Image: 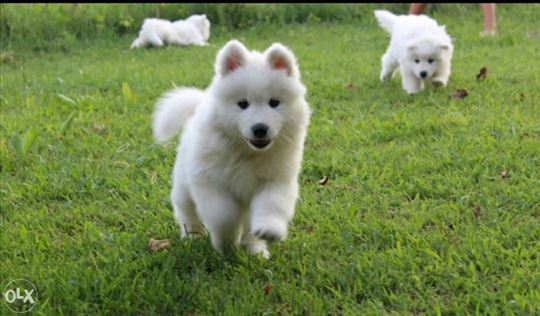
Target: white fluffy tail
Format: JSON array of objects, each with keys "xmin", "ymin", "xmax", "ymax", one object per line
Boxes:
[
  {"xmin": 152, "ymin": 87, "xmax": 205, "ymax": 144},
  {"xmin": 374, "ymin": 10, "xmax": 397, "ymax": 33}
]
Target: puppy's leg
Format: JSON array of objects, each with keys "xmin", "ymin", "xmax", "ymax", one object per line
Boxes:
[
  {"xmin": 380, "ymin": 52, "xmax": 399, "ymax": 81},
  {"xmin": 250, "ymin": 182, "xmax": 297, "ymax": 243},
  {"xmin": 144, "ymin": 30, "xmax": 164, "ymax": 47},
  {"xmin": 130, "ymin": 37, "xmax": 143, "ymax": 49},
  {"xmin": 240, "ymin": 214, "xmax": 269, "ymax": 258},
  {"xmin": 169, "ymin": 36, "xmax": 190, "ymax": 46},
  {"xmin": 432, "ymin": 61, "xmax": 451, "ymax": 87},
  {"xmin": 401, "ymin": 67, "xmax": 423, "ymax": 94},
  {"xmin": 171, "ymin": 183, "xmax": 204, "ymax": 238},
  {"xmin": 191, "ymin": 185, "xmax": 242, "ymax": 255},
  {"xmin": 241, "ymin": 232, "xmax": 270, "ymax": 259}
]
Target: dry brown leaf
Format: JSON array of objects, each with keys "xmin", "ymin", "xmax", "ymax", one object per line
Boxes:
[
  {"xmin": 92, "ymin": 123, "xmax": 106, "ymax": 131},
  {"xmin": 148, "ymin": 238, "xmax": 170, "ymax": 251},
  {"xmin": 0, "ymin": 51, "xmax": 16, "ymax": 64},
  {"xmin": 450, "ymin": 89, "xmax": 469, "ymax": 100},
  {"xmin": 346, "ymin": 83, "xmax": 354, "ymax": 89},
  {"xmin": 318, "ymin": 176, "xmax": 329, "ymax": 186},
  {"xmin": 473, "ymin": 205, "xmax": 481, "ymax": 219},
  {"xmin": 263, "ymin": 284, "xmax": 272, "ymax": 296},
  {"xmin": 525, "ymin": 31, "xmax": 538, "ymax": 40},
  {"xmin": 476, "ymin": 67, "xmax": 488, "ymax": 81}
]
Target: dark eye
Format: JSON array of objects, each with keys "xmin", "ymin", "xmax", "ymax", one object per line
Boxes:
[
  {"xmin": 269, "ymin": 98, "xmax": 280, "ymax": 108},
  {"xmin": 237, "ymin": 99, "xmax": 249, "ymax": 110},
  {"xmin": 414, "ymin": 59, "xmax": 420, "ymax": 64},
  {"xmin": 428, "ymin": 59, "xmax": 434, "ymax": 64}
]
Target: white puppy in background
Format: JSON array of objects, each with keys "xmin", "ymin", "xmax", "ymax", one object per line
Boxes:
[
  {"xmin": 131, "ymin": 14, "xmax": 210, "ymax": 49},
  {"xmin": 152, "ymin": 40, "xmax": 311, "ymax": 258},
  {"xmin": 374, "ymin": 10, "xmax": 454, "ymax": 94}
]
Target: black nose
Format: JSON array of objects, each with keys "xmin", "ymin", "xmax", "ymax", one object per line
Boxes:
[
  {"xmin": 252, "ymin": 123, "xmax": 268, "ymax": 138},
  {"xmin": 420, "ymin": 71, "xmax": 427, "ymax": 78}
]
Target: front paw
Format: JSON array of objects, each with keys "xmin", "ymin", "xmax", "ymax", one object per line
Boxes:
[
  {"xmin": 254, "ymin": 229, "xmax": 283, "ymax": 242},
  {"xmin": 252, "ymin": 218, "xmax": 287, "ymax": 242},
  {"xmin": 405, "ymin": 87, "xmax": 422, "ymax": 94},
  {"xmin": 432, "ymin": 78, "xmax": 447, "ymax": 87},
  {"xmin": 245, "ymin": 243, "xmax": 270, "ymax": 259}
]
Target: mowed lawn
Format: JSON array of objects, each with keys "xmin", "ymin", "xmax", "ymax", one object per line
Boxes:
[{"xmin": 1, "ymin": 5, "xmax": 539, "ymax": 315}]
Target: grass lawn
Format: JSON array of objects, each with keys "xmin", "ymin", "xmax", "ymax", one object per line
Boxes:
[{"xmin": 1, "ymin": 4, "xmax": 539, "ymax": 315}]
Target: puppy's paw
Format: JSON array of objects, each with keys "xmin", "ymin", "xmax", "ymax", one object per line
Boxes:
[
  {"xmin": 252, "ymin": 219, "xmax": 287, "ymax": 242},
  {"xmin": 261, "ymin": 249, "xmax": 270, "ymax": 259},
  {"xmin": 405, "ymin": 88, "xmax": 421, "ymax": 94},
  {"xmin": 254, "ymin": 228, "xmax": 284, "ymax": 242},
  {"xmin": 180, "ymin": 223, "xmax": 206, "ymax": 239},
  {"xmin": 432, "ymin": 79, "xmax": 447, "ymax": 88},
  {"xmin": 245, "ymin": 243, "xmax": 270, "ymax": 259}
]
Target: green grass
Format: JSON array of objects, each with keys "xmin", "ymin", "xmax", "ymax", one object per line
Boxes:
[
  {"xmin": 1, "ymin": 4, "xmax": 540, "ymax": 315},
  {"xmin": 0, "ymin": 3, "xmax": 407, "ymax": 52}
]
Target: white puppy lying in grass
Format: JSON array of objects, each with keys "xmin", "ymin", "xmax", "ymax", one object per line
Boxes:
[
  {"xmin": 374, "ymin": 10, "xmax": 454, "ymax": 94},
  {"xmin": 153, "ymin": 40, "xmax": 311, "ymax": 258},
  {"xmin": 131, "ymin": 14, "xmax": 210, "ymax": 49}
]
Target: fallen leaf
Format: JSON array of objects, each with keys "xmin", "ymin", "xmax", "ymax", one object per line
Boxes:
[
  {"xmin": 148, "ymin": 170, "xmax": 157, "ymax": 184},
  {"xmin": 263, "ymin": 284, "xmax": 272, "ymax": 295},
  {"xmin": 58, "ymin": 112, "xmax": 77, "ymax": 136},
  {"xmin": 525, "ymin": 31, "xmax": 538, "ymax": 40},
  {"xmin": 346, "ymin": 83, "xmax": 353, "ymax": 89},
  {"xmin": 449, "ymin": 89, "xmax": 468, "ymax": 100},
  {"xmin": 1, "ymin": 51, "xmax": 16, "ymax": 64},
  {"xmin": 318, "ymin": 176, "xmax": 329, "ymax": 186},
  {"xmin": 473, "ymin": 205, "xmax": 481, "ymax": 219},
  {"xmin": 148, "ymin": 238, "xmax": 170, "ymax": 251},
  {"xmin": 122, "ymin": 82, "xmax": 134, "ymax": 102},
  {"xmin": 476, "ymin": 67, "xmax": 488, "ymax": 81},
  {"xmin": 500, "ymin": 169, "xmax": 509, "ymax": 179},
  {"xmin": 116, "ymin": 143, "xmax": 130, "ymax": 153},
  {"xmin": 57, "ymin": 93, "xmax": 77, "ymax": 105},
  {"xmin": 92, "ymin": 123, "xmax": 106, "ymax": 131}
]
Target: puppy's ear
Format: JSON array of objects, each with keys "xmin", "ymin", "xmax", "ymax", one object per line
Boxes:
[
  {"xmin": 264, "ymin": 43, "xmax": 299, "ymax": 77},
  {"xmin": 406, "ymin": 43, "xmax": 417, "ymax": 51},
  {"xmin": 215, "ymin": 40, "xmax": 248, "ymax": 76}
]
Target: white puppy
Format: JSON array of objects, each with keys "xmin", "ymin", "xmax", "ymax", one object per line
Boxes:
[
  {"xmin": 152, "ymin": 40, "xmax": 311, "ymax": 258},
  {"xmin": 374, "ymin": 10, "xmax": 454, "ymax": 94},
  {"xmin": 131, "ymin": 14, "xmax": 210, "ymax": 49}
]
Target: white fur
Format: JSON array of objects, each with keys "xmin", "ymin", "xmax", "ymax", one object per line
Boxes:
[
  {"xmin": 153, "ymin": 40, "xmax": 311, "ymax": 258},
  {"xmin": 374, "ymin": 10, "xmax": 454, "ymax": 94},
  {"xmin": 131, "ymin": 14, "xmax": 211, "ymax": 49}
]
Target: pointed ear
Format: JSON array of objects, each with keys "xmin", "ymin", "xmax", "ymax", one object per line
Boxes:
[
  {"xmin": 264, "ymin": 43, "xmax": 299, "ymax": 77},
  {"xmin": 439, "ymin": 44, "xmax": 450, "ymax": 50},
  {"xmin": 215, "ymin": 40, "xmax": 248, "ymax": 76}
]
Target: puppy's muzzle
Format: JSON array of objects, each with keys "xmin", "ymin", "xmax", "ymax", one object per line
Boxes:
[
  {"xmin": 250, "ymin": 123, "xmax": 271, "ymax": 149},
  {"xmin": 420, "ymin": 71, "xmax": 428, "ymax": 79}
]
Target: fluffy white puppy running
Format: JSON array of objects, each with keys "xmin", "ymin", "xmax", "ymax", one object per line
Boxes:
[
  {"xmin": 131, "ymin": 14, "xmax": 210, "ymax": 49},
  {"xmin": 374, "ymin": 10, "xmax": 454, "ymax": 94},
  {"xmin": 152, "ymin": 40, "xmax": 311, "ymax": 258}
]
